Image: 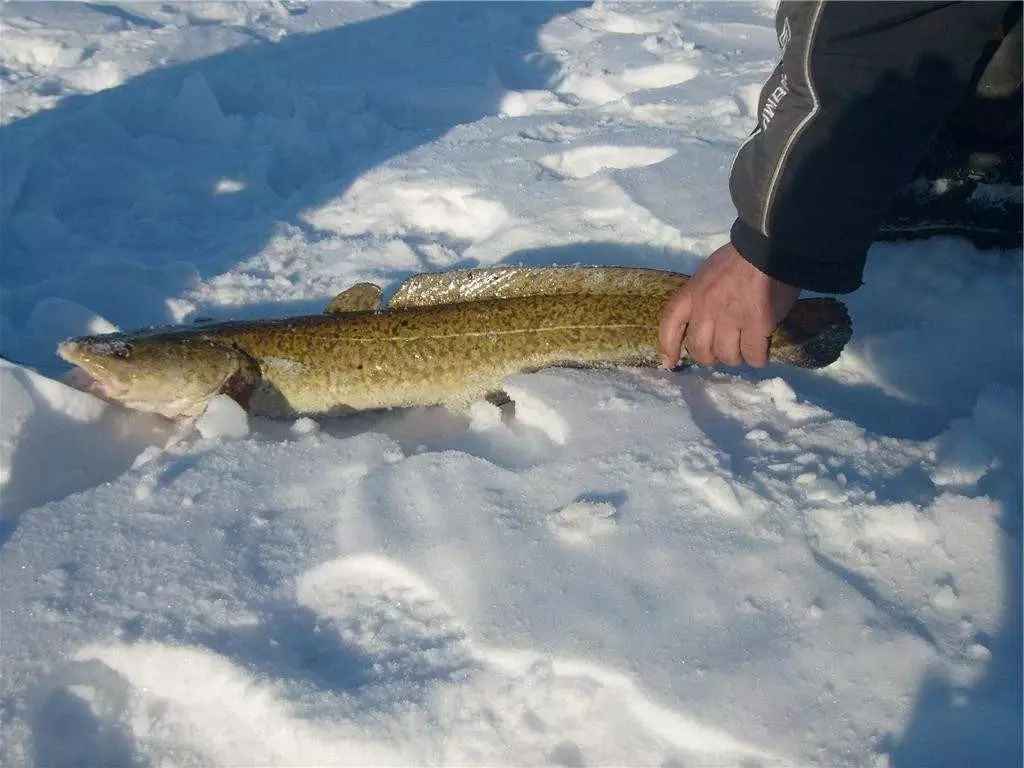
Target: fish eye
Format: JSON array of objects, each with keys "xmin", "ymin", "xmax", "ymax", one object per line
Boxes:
[{"xmin": 112, "ymin": 344, "xmax": 132, "ymax": 359}]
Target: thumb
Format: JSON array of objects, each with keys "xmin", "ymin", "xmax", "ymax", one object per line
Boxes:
[{"xmin": 658, "ymin": 285, "xmax": 694, "ymax": 368}]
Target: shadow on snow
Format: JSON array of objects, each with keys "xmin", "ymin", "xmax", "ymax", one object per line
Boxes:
[{"xmin": 0, "ymin": 1, "xmax": 583, "ymax": 346}]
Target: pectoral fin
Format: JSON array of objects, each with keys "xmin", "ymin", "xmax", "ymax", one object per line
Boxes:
[
  {"xmin": 324, "ymin": 283, "xmax": 383, "ymax": 314},
  {"xmin": 220, "ymin": 347, "xmax": 262, "ymax": 412}
]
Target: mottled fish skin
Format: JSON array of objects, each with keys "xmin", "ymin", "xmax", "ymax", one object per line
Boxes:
[
  {"xmin": 58, "ymin": 267, "xmax": 851, "ymax": 420},
  {"xmin": 190, "ymin": 292, "xmax": 667, "ymax": 417}
]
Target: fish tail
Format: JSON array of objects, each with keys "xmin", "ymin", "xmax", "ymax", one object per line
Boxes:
[{"xmin": 768, "ymin": 298, "xmax": 852, "ymax": 369}]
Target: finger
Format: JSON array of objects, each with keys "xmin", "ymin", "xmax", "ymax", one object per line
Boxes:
[
  {"xmin": 658, "ymin": 287, "xmax": 694, "ymax": 368},
  {"xmin": 739, "ymin": 327, "xmax": 770, "ymax": 368},
  {"xmin": 712, "ymin": 325, "xmax": 743, "ymax": 367},
  {"xmin": 684, "ymin": 319, "xmax": 716, "ymax": 367}
]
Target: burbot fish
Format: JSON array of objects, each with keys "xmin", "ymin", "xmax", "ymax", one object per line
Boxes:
[{"xmin": 58, "ymin": 266, "xmax": 851, "ymax": 421}]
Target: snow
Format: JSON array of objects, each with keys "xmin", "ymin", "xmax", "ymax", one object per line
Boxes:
[
  {"xmin": 194, "ymin": 394, "xmax": 251, "ymax": 440},
  {"xmin": 0, "ymin": 2, "xmax": 1020, "ymax": 767}
]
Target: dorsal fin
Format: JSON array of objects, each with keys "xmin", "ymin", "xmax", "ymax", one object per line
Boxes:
[
  {"xmin": 387, "ymin": 265, "xmax": 689, "ymax": 308},
  {"xmin": 324, "ymin": 283, "xmax": 383, "ymax": 314}
]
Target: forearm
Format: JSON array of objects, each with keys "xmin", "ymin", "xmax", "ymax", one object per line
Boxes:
[{"xmin": 730, "ymin": 0, "xmax": 1012, "ymax": 293}]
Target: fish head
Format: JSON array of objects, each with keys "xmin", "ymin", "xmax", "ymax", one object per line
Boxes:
[{"xmin": 58, "ymin": 331, "xmax": 255, "ymax": 420}]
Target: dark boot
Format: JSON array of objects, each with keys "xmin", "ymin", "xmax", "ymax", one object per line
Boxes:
[{"xmin": 878, "ymin": 3, "xmax": 1022, "ymax": 249}]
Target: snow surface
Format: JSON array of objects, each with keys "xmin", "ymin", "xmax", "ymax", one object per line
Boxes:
[{"xmin": 1, "ymin": 2, "xmax": 1020, "ymax": 766}]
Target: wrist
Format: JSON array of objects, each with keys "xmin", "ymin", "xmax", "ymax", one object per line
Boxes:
[{"xmin": 730, "ymin": 218, "xmax": 864, "ymax": 294}]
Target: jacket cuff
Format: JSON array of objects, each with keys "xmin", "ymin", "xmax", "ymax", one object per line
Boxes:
[{"xmin": 730, "ymin": 218, "xmax": 865, "ymax": 295}]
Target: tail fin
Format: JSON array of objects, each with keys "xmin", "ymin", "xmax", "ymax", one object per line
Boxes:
[{"xmin": 768, "ymin": 298, "xmax": 852, "ymax": 369}]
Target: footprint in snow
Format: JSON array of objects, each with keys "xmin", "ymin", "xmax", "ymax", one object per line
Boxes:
[
  {"xmin": 614, "ymin": 62, "xmax": 700, "ymax": 92},
  {"xmin": 35, "ymin": 555, "xmax": 781, "ymax": 766},
  {"xmin": 296, "ymin": 554, "xmax": 474, "ymax": 680},
  {"xmin": 547, "ymin": 500, "xmax": 619, "ymax": 546},
  {"xmin": 538, "ymin": 145, "xmax": 678, "ymax": 180},
  {"xmin": 554, "ymin": 63, "xmax": 699, "ymax": 106}
]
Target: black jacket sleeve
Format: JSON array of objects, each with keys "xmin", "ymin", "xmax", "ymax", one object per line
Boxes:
[{"xmin": 729, "ymin": 1, "xmax": 1012, "ymax": 293}]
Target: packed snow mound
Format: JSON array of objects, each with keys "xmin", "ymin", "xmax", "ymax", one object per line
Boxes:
[{"xmin": 0, "ymin": 359, "xmax": 174, "ymax": 519}]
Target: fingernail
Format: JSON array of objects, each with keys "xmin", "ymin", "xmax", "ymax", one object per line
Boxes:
[{"xmin": 660, "ymin": 355, "xmax": 672, "ymax": 370}]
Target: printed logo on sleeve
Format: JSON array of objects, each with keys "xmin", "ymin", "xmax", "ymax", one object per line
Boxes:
[{"xmin": 761, "ymin": 74, "xmax": 789, "ymax": 130}]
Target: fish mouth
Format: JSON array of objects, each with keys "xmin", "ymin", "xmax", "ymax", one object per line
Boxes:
[
  {"xmin": 58, "ymin": 339, "xmax": 126, "ymax": 401},
  {"xmin": 57, "ymin": 337, "xmax": 213, "ymax": 421}
]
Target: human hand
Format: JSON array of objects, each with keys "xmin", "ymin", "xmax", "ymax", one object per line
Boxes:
[{"xmin": 658, "ymin": 242, "xmax": 800, "ymax": 368}]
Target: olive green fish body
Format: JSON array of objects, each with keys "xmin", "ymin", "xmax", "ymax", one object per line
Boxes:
[
  {"xmin": 192, "ymin": 292, "xmax": 665, "ymax": 416},
  {"xmin": 57, "ymin": 266, "xmax": 851, "ymax": 421}
]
